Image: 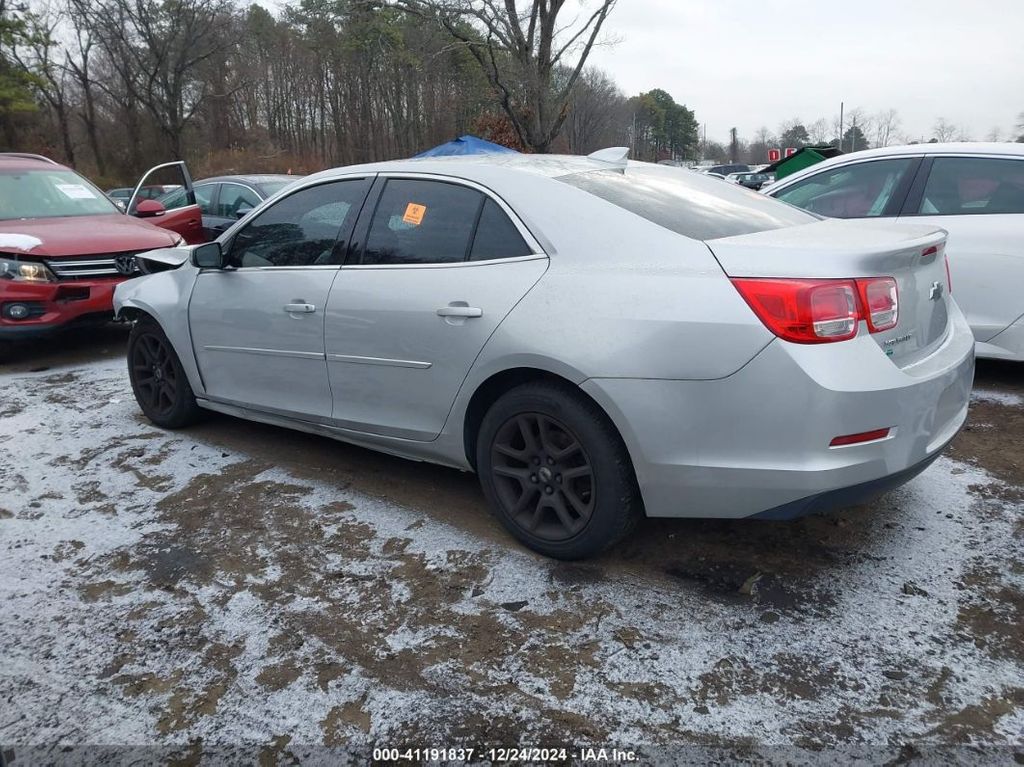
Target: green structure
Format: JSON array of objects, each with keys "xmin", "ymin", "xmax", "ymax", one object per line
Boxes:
[{"xmin": 763, "ymin": 146, "xmax": 843, "ymax": 180}]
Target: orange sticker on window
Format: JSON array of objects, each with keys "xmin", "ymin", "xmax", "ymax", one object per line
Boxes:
[{"xmin": 402, "ymin": 202, "xmax": 427, "ymax": 225}]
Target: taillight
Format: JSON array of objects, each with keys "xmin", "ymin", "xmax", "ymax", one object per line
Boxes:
[
  {"xmin": 859, "ymin": 277, "xmax": 898, "ymax": 332},
  {"xmin": 731, "ymin": 278, "xmax": 859, "ymax": 343},
  {"xmin": 731, "ymin": 276, "xmax": 899, "ymax": 344}
]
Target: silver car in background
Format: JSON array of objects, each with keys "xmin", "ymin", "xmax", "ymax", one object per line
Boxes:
[
  {"xmin": 762, "ymin": 142, "xmax": 1024, "ymax": 361},
  {"xmin": 114, "ymin": 151, "xmax": 974, "ymax": 559}
]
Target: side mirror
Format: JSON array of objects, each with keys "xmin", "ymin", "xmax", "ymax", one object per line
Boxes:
[
  {"xmin": 135, "ymin": 199, "xmax": 166, "ymax": 218},
  {"xmin": 192, "ymin": 241, "xmax": 225, "ymax": 269}
]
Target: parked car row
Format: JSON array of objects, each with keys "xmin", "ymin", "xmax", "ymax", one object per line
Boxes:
[{"xmin": 0, "ymin": 154, "xmax": 302, "ymax": 344}]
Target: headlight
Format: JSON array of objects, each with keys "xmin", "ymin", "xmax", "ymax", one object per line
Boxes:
[{"xmin": 0, "ymin": 256, "xmax": 56, "ymax": 283}]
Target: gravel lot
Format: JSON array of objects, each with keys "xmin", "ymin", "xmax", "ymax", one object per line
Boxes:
[{"xmin": 1, "ymin": 326, "xmax": 1022, "ymax": 762}]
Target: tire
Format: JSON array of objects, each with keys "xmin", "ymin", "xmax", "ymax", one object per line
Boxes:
[
  {"xmin": 127, "ymin": 317, "xmax": 203, "ymax": 429},
  {"xmin": 476, "ymin": 381, "xmax": 642, "ymax": 559}
]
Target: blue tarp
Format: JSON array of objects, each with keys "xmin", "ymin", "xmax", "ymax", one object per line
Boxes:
[{"xmin": 414, "ymin": 135, "xmax": 518, "ymax": 158}]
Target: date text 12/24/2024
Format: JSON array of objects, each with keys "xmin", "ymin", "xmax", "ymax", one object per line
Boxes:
[{"xmin": 372, "ymin": 747, "xmax": 639, "ymax": 762}]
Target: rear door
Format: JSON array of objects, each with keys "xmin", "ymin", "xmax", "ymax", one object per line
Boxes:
[
  {"xmin": 325, "ymin": 175, "xmax": 548, "ymax": 440},
  {"xmin": 127, "ymin": 161, "xmax": 204, "ymax": 244},
  {"xmin": 189, "ymin": 177, "xmax": 373, "ymax": 419},
  {"xmin": 898, "ymin": 154, "xmax": 1024, "ymax": 342}
]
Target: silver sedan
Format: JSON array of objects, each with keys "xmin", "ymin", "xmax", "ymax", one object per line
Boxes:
[{"xmin": 114, "ymin": 151, "xmax": 975, "ymax": 559}]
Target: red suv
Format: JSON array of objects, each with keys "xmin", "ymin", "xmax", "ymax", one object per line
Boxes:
[{"xmin": 0, "ymin": 154, "xmax": 202, "ymax": 343}]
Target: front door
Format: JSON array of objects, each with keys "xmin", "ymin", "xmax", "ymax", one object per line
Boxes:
[
  {"xmin": 326, "ymin": 177, "xmax": 547, "ymax": 440},
  {"xmin": 189, "ymin": 177, "xmax": 374, "ymax": 418},
  {"xmin": 128, "ymin": 161, "xmax": 204, "ymax": 244}
]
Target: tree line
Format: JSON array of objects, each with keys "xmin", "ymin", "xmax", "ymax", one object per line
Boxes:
[
  {"xmin": 716, "ymin": 108, "xmax": 1024, "ymax": 167},
  {"xmin": 0, "ymin": 0, "xmax": 699, "ymax": 186}
]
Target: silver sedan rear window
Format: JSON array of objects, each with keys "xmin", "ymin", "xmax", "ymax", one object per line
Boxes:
[{"xmin": 557, "ymin": 164, "xmax": 817, "ymax": 241}]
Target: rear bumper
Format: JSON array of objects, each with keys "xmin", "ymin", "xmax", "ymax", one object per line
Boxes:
[
  {"xmin": 0, "ymin": 277, "xmax": 125, "ymax": 339},
  {"xmin": 582, "ymin": 307, "xmax": 975, "ymax": 519},
  {"xmin": 749, "ymin": 435, "xmax": 951, "ymax": 520}
]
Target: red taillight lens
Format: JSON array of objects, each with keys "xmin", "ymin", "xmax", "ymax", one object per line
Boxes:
[
  {"xmin": 859, "ymin": 277, "xmax": 898, "ymax": 332},
  {"xmin": 732, "ymin": 276, "xmax": 900, "ymax": 344},
  {"xmin": 731, "ymin": 278, "xmax": 860, "ymax": 343}
]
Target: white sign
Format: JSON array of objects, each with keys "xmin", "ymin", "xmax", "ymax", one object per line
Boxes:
[{"xmin": 55, "ymin": 183, "xmax": 97, "ymax": 200}]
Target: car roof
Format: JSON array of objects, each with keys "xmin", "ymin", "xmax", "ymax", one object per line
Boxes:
[
  {"xmin": 300, "ymin": 153, "xmax": 669, "ymax": 188},
  {"xmin": 0, "ymin": 153, "xmax": 69, "ymax": 171},
  {"xmin": 763, "ymin": 142, "xmax": 1024, "ymax": 191},
  {"xmin": 199, "ymin": 174, "xmax": 304, "ymax": 186},
  {"xmin": 824, "ymin": 142, "xmax": 1024, "ymax": 160}
]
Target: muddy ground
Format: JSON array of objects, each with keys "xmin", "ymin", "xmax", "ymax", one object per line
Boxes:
[{"xmin": 1, "ymin": 326, "xmax": 1022, "ymax": 763}]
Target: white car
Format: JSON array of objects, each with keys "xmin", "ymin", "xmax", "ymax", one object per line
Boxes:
[
  {"xmin": 114, "ymin": 151, "xmax": 973, "ymax": 559},
  {"xmin": 762, "ymin": 143, "xmax": 1024, "ymax": 361}
]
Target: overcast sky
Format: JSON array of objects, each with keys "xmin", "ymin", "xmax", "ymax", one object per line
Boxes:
[{"xmin": 580, "ymin": 0, "xmax": 1024, "ymax": 143}]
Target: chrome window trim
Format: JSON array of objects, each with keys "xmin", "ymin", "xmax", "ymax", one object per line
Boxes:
[
  {"xmin": 340, "ymin": 253, "xmax": 547, "ymax": 270},
  {"xmin": 217, "ymin": 180, "xmax": 263, "ymax": 199},
  {"xmin": 224, "ymin": 264, "xmax": 341, "ymax": 273}
]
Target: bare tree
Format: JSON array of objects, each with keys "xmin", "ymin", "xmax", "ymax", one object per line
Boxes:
[
  {"xmin": 63, "ymin": 3, "xmax": 109, "ymax": 176},
  {"xmin": 745, "ymin": 125, "xmax": 775, "ymax": 164},
  {"xmin": 73, "ymin": 0, "xmax": 236, "ymax": 158},
  {"xmin": 12, "ymin": 3, "xmax": 76, "ymax": 163},
  {"xmin": 565, "ymin": 66, "xmax": 627, "ymax": 154},
  {"xmin": 807, "ymin": 117, "xmax": 830, "ymax": 145},
  {"xmin": 403, "ymin": 0, "xmax": 618, "ymax": 152},
  {"xmin": 933, "ymin": 117, "xmax": 958, "ymax": 143},
  {"xmin": 873, "ymin": 108, "xmax": 901, "ymax": 148}
]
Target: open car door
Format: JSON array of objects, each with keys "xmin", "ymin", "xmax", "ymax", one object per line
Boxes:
[{"xmin": 127, "ymin": 161, "xmax": 204, "ymax": 244}]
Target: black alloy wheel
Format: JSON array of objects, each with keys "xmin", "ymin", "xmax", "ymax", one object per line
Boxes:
[
  {"xmin": 127, "ymin": 318, "xmax": 202, "ymax": 429},
  {"xmin": 131, "ymin": 330, "xmax": 180, "ymax": 419},
  {"xmin": 490, "ymin": 412, "xmax": 595, "ymax": 541},
  {"xmin": 476, "ymin": 381, "xmax": 641, "ymax": 560}
]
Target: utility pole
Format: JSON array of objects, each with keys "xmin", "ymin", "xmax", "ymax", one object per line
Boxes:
[{"xmin": 839, "ymin": 101, "xmax": 844, "ymax": 152}]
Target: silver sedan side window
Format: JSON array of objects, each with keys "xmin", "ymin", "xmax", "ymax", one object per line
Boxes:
[
  {"xmin": 227, "ymin": 179, "xmax": 368, "ymax": 268},
  {"xmin": 362, "ymin": 179, "xmax": 483, "ymax": 265}
]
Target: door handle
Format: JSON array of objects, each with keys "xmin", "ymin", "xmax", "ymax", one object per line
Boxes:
[
  {"xmin": 437, "ymin": 305, "xmax": 482, "ymax": 318},
  {"xmin": 284, "ymin": 303, "xmax": 316, "ymax": 313}
]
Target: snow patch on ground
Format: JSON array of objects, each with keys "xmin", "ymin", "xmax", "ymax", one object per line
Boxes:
[{"xmin": 2, "ymin": 357, "xmax": 1023, "ymax": 753}]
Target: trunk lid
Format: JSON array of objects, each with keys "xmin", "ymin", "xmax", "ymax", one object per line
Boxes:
[{"xmin": 706, "ymin": 219, "xmax": 952, "ymax": 366}]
